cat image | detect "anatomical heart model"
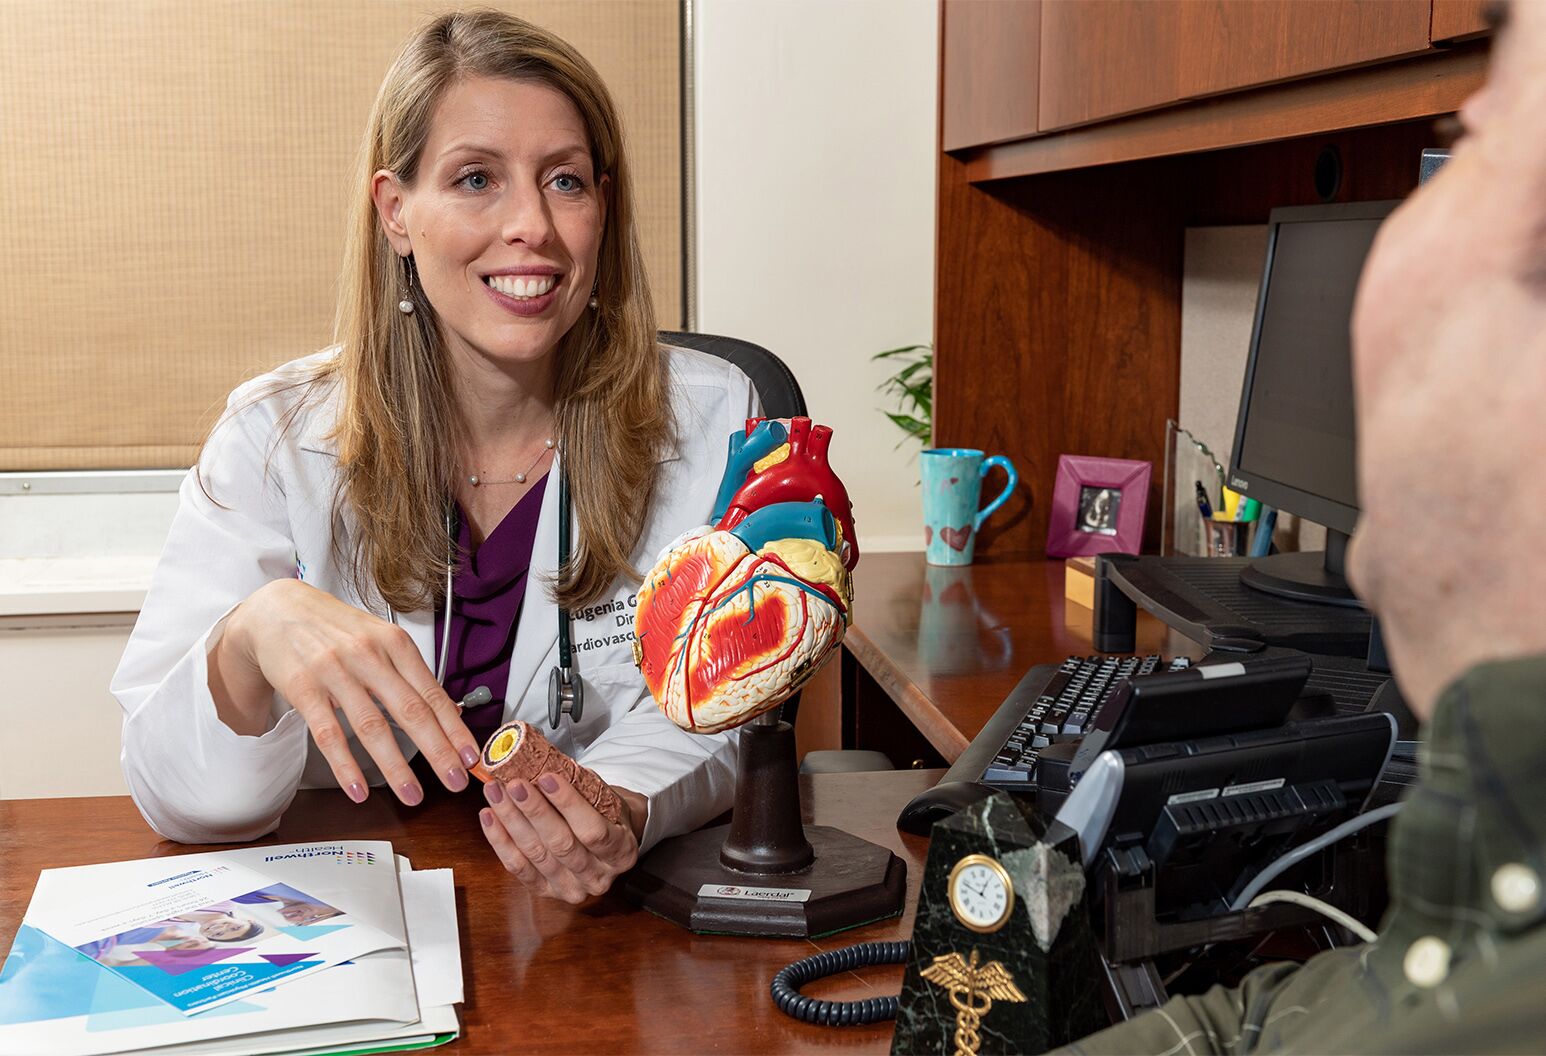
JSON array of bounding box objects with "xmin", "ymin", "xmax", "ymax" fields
[
  {"xmin": 633, "ymin": 417, "xmax": 857, "ymax": 733},
  {"xmin": 624, "ymin": 419, "xmax": 903, "ymax": 937}
]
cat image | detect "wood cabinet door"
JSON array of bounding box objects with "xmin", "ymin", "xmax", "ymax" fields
[
  {"xmin": 1176, "ymin": 0, "xmax": 1433, "ymax": 100},
  {"xmin": 941, "ymin": 0, "xmax": 1041, "ymax": 151},
  {"xmin": 1431, "ymin": 0, "xmax": 1494, "ymax": 42},
  {"xmin": 1038, "ymin": 0, "xmax": 1183, "ymax": 133},
  {"xmin": 1039, "ymin": 0, "xmax": 1434, "ymax": 134}
]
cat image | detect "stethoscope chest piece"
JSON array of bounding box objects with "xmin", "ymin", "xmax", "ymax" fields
[{"xmin": 548, "ymin": 665, "xmax": 583, "ymax": 730}]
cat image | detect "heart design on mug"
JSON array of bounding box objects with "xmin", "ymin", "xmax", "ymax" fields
[
  {"xmin": 948, "ymin": 477, "xmax": 959, "ymax": 486},
  {"xmin": 923, "ymin": 525, "xmax": 932, "ymax": 546},
  {"xmin": 941, "ymin": 524, "xmax": 972, "ymax": 551}
]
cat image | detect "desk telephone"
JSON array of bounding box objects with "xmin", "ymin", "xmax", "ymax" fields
[{"xmin": 773, "ymin": 653, "xmax": 1400, "ymax": 1052}]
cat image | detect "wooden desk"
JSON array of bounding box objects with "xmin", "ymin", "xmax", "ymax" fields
[
  {"xmin": 843, "ymin": 552, "xmax": 1195, "ymax": 762},
  {"xmin": 0, "ymin": 769, "xmax": 939, "ymax": 1054}
]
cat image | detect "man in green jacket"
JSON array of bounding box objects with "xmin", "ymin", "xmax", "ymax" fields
[{"xmin": 1062, "ymin": 3, "xmax": 1546, "ymax": 1053}]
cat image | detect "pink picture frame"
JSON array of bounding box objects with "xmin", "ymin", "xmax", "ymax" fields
[{"xmin": 1045, "ymin": 454, "xmax": 1151, "ymax": 558}]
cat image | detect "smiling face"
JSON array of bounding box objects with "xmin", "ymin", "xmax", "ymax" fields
[
  {"xmin": 374, "ymin": 76, "xmax": 608, "ymax": 374},
  {"xmin": 199, "ymin": 915, "xmax": 260, "ymax": 943}
]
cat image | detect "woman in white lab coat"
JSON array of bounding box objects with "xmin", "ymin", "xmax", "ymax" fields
[{"xmin": 112, "ymin": 11, "xmax": 754, "ymax": 904}]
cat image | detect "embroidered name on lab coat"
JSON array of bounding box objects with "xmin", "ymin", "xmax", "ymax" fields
[{"xmin": 570, "ymin": 594, "xmax": 639, "ymax": 652}]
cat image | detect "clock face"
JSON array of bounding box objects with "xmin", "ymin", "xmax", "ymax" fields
[{"xmin": 947, "ymin": 854, "xmax": 1014, "ymax": 933}]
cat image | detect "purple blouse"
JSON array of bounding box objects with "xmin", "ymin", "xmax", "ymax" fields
[{"xmin": 434, "ymin": 472, "xmax": 549, "ymax": 748}]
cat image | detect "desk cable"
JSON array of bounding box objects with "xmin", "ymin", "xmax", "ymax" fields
[
  {"xmin": 770, "ymin": 941, "xmax": 910, "ymax": 1026},
  {"xmin": 1230, "ymin": 801, "xmax": 1403, "ymax": 911}
]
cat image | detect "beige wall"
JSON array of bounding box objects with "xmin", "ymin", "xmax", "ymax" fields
[
  {"xmin": 1179, "ymin": 225, "xmax": 1324, "ymax": 555},
  {"xmin": 695, "ymin": 0, "xmax": 939, "ymax": 553}
]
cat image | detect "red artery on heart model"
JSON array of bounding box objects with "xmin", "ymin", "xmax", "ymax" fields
[{"xmin": 633, "ymin": 417, "xmax": 857, "ymax": 734}]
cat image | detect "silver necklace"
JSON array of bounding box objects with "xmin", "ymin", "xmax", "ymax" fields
[{"xmin": 466, "ymin": 438, "xmax": 555, "ymax": 487}]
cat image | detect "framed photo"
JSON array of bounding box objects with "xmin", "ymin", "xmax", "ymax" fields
[{"xmin": 1045, "ymin": 455, "xmax": 1151, "ymax": 558}]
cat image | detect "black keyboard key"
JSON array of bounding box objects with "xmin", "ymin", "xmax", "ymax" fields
[
  {"xmin": 979, "ymin": 652, "xmax": 1177, "ymax": 793},
  {"xmin": 983, "ymin": 769, "xmax": 1033, "ymax": 785}
]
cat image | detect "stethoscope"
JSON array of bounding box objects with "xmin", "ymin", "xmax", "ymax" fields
[{"xmin": 390, "ymin": 470, "xmax": 582, "ymax": 730}]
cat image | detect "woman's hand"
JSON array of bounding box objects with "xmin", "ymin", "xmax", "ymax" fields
[
  {"xmin": 478, "ymin": 772, "xmax": 648, "ymax": 903},
  {"xmin": 208, "ymin": 578, "xmax": 482, "ymax": 805}
]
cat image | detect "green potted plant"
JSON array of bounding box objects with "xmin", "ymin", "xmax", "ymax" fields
[{"xmin": 872, "ymin": 343, "xmax": 932, "ymax": 446}]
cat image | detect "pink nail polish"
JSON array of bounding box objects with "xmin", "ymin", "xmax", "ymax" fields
[
  {"xmin": 460, "ymin": 746, "xmax": 481, "ymax": 768},
  {"xmin": 485, "ymin": 780, "xmax": 504, "ymax": 806},
  {"xmin": 347, "ymin": 782, "xmax": 367, "ymax": 804},
  {"xmin": 512, "ymin": 781, "xmax": 529, "ymax": 803},
  {"xmin": 480, "ymin": 809, "xmax": 493, "ymax": 828},
  {"xmin": 538, "ymin": 774, "xmax": 558, "ymax": 794},
  {"xmin": 446, "ymin": 767, "xmax": 469, "ymax": 792},
  {"xmin": 399, "ymin": 782, "xmax": 424, "ymax": 806}
]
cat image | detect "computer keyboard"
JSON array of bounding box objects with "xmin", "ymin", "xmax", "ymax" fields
[{"xmin": 980, "ymin": 654, "xmax": 1191, "ymax": 787}]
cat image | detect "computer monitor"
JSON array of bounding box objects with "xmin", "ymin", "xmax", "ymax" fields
[{"xmin": 1227, "ymin": 200, "xmax": 1399, "ymax": 605}]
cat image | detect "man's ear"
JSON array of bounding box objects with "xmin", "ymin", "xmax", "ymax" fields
[{"xmin": 371, "ymin": 170, "xmax": 413, "ymax": 256}]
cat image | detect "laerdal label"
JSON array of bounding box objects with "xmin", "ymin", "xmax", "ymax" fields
[{"xmin": 697, "ymin": 884, "xmax": 812, "ymax": 903}]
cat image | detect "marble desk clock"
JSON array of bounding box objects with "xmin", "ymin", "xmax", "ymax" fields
[{"xmin": 891, "ymin": 793, "xmax": 1107, "ymax": 1055}]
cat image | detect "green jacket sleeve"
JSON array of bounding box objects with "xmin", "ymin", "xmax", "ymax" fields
[{"xmin": 1055, "ymin": 960, "xmax": 1312, "ymax": 1054}]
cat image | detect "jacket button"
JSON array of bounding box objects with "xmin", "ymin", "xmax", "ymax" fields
[
  {"xmin": 1403, "ymin": 935, "xmax": 1451, "ymax": 988},
  {"xmin": 1491, "ymin": 863, "xmax": 1541, "ymax": 914}
]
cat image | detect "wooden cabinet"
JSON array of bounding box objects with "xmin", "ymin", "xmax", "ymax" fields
[
  {"xmin": 1175, "ymin": 1, "xmax": 1434, "ymax": 99},
  {"xmin": 941, "ymin": 0, "xmax": 1041, "ymax": 151},
  {"xmin": 1037, "ymin": 0, "xmax": 1183, "ymax": 133},
  {"xmin": 931, "ymin": 0, "xmax": 1490, "ymax": 557},
  {"xmin": 1038, "ymin": 0, "xmax": 1434, "ymax": 132},
  {"xmin": 939, "ymin": 1, "xmax": 1479, "ymax": 156},
  {"xmin": 1431, "ymin": 0, "xmax": 1494, "ymax": 42}
]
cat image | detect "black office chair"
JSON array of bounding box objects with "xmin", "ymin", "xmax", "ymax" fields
[{"xmin": 660, "ymin": 330, "xmax": 893, "ymax": 775}]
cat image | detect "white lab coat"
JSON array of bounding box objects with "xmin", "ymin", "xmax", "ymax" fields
[{"xmin": 113, "ymin": 344, "xmax": 758, "ymax": 849}]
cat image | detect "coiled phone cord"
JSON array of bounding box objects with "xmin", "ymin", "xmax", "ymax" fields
[{"xmin": 770, "ymin": 941, "xmax": 910, "ymax": 1026}]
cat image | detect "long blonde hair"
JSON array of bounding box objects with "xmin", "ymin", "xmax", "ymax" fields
[{"xmin": 322, "ymin": 9, "xmax": 669, "ymax": 613}]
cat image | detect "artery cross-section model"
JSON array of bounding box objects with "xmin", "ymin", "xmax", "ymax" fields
[{"xmin": 633, "ymin": 418, "xmax": 856, "ymax": 733}]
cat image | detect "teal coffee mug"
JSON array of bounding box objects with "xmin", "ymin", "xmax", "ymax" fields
[{"xmin": 920, "ymin": 448, "xmax": 1018, "ymax": 566}]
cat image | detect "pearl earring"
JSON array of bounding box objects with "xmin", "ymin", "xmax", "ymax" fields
[
  {"xmin": 588, "ymin": 294, "xmax": 599, "ymax": 311},
  {"xmin": 399, "ymin": 255, "xmax": 416, "ymax": 314}
]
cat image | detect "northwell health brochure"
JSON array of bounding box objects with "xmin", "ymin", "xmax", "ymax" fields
[{"xmin": 0, "ymin": 840, "xmax": 462, "ymax": 1056}]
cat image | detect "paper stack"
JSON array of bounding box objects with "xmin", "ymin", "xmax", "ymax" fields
[{"xmin": 0, "ymin": 841, "xmax": 462, "ymax": 1056}]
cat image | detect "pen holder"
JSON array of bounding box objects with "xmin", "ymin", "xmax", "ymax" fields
[{"xmin": 1202, "ymin": 518, "xmax": 1247, "ymax": 557}]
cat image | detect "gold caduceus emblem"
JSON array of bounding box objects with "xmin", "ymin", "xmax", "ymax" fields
[{"xmin": 920, "ymin": 948, "xmax": 1028, "ymax": 1056}]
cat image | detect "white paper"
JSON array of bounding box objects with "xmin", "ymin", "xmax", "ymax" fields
[
  {"xmin": 401, "ymin": 870, "xmax": 462, "ymax": 1009},
  {"xmin": 27, "ymin": 849, "xmax": 402, "ymax": 1015},
  {"xmin": 94, "ymin": 861, "xmax": 465, "ymax": 1056},
  {"xmin": 0, "ymin": 841, "xmax": 424, "ymax": 1056}
]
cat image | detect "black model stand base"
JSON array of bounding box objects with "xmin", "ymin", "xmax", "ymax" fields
[
  {"xmin": 622, "ymin": 718, "xmax": 906, "ymax": 938},
  {"xmin": 625, "ymin": 822, "xmax": 907, "ymax": 937}
]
